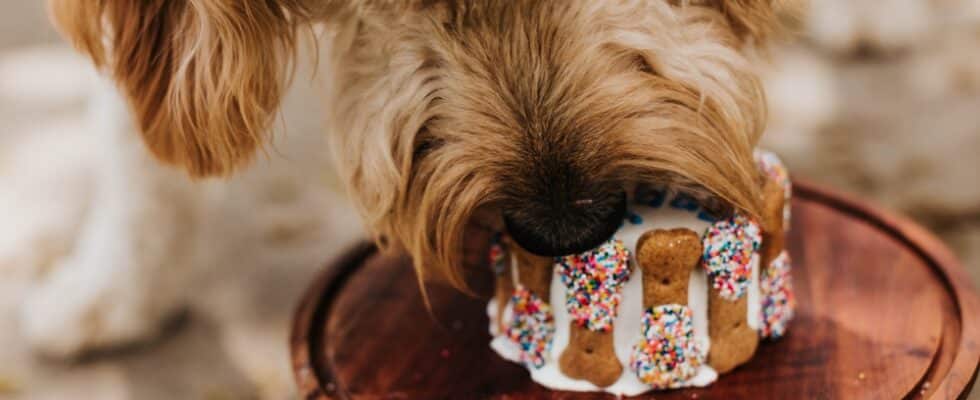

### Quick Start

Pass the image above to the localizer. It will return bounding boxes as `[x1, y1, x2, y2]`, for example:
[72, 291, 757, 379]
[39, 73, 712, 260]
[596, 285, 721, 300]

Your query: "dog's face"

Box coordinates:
[52, 0, 787, 289]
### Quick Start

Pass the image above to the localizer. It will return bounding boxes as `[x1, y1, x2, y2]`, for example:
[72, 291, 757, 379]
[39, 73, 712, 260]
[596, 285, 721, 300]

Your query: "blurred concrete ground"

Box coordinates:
[0, 1, 977, 399]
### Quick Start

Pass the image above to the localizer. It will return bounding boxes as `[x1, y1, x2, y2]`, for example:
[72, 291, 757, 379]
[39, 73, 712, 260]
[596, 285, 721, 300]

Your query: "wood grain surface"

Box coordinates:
[290, 180, 980, 399]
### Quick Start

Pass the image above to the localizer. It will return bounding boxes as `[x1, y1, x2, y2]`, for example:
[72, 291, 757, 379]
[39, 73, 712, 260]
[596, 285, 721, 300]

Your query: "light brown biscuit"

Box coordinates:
[635, 229, 702, 308]
[707, 290, 758, 373]
[552, 237, 625, 387]
[504, 238, 554, 299]
[499, 238, 553, 338]
[507, 241, 624, 387]
[505, 242, 624, 387]
[559, 327, 622, 387]
[705, 180, 782, 373]
[759, 179, 786, 272]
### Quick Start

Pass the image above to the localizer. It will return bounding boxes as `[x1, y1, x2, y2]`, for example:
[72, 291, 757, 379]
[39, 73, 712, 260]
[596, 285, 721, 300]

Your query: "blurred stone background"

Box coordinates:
[0, 3, 362, 400]
[0, 1, 977, 399]
[762, 0, 980, 289]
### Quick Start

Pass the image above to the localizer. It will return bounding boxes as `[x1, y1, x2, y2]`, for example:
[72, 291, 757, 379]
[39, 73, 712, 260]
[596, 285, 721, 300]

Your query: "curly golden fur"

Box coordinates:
[50, 0, 791, 291]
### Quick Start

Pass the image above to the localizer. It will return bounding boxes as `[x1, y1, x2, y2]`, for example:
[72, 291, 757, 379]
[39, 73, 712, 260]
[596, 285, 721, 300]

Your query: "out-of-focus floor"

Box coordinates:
[0, 2, 977, 399]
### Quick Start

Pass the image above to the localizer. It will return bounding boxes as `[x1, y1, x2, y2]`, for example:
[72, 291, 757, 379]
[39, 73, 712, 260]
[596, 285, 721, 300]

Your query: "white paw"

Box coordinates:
[19, 257, 183, 358]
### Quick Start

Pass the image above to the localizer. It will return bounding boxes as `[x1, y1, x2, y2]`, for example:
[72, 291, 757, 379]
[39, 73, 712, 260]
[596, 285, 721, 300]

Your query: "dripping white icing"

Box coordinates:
[747, 254, 761, 330]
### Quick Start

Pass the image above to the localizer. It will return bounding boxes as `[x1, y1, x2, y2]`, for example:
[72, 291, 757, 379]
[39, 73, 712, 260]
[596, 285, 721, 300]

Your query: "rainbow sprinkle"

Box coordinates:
[630, 305, 703, 388]
[755, 149, 793, 229]
[760, 250, 795, 338]
[488, 235, 508, 275]
[557, 239, 632, 332]
[506, 286, 555, 369]
[702, 213, 762, 301]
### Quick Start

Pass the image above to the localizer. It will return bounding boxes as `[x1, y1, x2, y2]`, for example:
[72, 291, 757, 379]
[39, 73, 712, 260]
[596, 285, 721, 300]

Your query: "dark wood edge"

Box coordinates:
[291, 242, 377, 400]
[290, 180, 980, 399]
[793, 181, 980, 400]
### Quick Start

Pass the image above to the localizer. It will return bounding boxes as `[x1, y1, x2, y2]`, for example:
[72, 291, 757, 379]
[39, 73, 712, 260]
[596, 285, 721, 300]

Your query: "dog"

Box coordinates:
[26, 0, 791, 357]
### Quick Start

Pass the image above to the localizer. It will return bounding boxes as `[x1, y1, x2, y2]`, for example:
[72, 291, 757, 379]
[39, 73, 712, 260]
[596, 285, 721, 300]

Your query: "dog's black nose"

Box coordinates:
[503, 189, 627, 257]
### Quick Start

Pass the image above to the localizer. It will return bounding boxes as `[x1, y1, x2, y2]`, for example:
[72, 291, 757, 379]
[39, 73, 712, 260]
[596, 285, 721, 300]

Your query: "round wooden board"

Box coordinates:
[291, 181, 980, 399]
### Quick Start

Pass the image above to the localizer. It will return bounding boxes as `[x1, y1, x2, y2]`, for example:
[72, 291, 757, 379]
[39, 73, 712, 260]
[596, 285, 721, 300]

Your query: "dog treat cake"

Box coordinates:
[486, 150, 795, 396]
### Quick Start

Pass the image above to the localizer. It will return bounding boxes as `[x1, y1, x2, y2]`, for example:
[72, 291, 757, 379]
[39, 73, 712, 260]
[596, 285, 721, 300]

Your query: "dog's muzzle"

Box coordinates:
[503, 189, 627, 257]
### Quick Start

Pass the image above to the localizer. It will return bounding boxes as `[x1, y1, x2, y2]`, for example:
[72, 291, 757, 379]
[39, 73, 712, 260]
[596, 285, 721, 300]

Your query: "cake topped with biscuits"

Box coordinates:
[486, 150, 795, 396]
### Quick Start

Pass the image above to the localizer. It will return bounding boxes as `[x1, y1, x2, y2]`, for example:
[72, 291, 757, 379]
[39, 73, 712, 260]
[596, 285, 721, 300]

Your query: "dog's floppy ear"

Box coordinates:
[48, 0, 322, 176]
[696, 0, 797, 45]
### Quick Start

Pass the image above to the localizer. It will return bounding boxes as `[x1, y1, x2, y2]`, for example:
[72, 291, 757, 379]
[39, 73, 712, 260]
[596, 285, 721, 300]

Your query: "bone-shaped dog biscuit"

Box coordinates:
[704, 180, 787, 373]
[708, 180, 785, 370]
[759, 176, 795, 338]
[557, 240, 630, 388]
[559, 326, 622, 387]
[630, 229, 704, 387]
[705, 213, 763, 373]
[504, 237, 553, 298]
[759, 179, 786, 272]
[707, 288, 758, 373]
[635, 229, 702, 307]
[502, 238, 557, 368]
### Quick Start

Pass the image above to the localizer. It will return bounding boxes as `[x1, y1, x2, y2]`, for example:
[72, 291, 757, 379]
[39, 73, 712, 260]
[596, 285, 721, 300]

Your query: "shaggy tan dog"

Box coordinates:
[51, 0, 789, 293]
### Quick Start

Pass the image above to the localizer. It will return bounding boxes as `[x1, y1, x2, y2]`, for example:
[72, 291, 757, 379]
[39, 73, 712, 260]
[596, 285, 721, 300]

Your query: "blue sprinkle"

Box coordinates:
[670, 193, 700, 211]
[636, 186, 667, 208]
[697, 210, 718, 223]
[627, 211, 644, 225]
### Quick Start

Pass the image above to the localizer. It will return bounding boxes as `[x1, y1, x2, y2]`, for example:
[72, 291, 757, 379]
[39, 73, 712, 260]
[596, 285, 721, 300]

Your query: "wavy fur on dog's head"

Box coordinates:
[52, 0, 791, 291]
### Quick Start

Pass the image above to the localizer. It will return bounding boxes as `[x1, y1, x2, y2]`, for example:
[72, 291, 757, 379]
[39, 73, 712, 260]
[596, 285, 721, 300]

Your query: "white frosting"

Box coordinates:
[489, 190, 763, 395]
[489, 298, 522, 362]
[746, 254, 761, 330]
[486, 300, 501, 337]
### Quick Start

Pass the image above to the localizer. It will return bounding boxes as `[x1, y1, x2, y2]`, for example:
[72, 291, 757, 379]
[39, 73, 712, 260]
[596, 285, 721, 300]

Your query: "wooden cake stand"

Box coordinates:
[290, 181, 980, 399]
